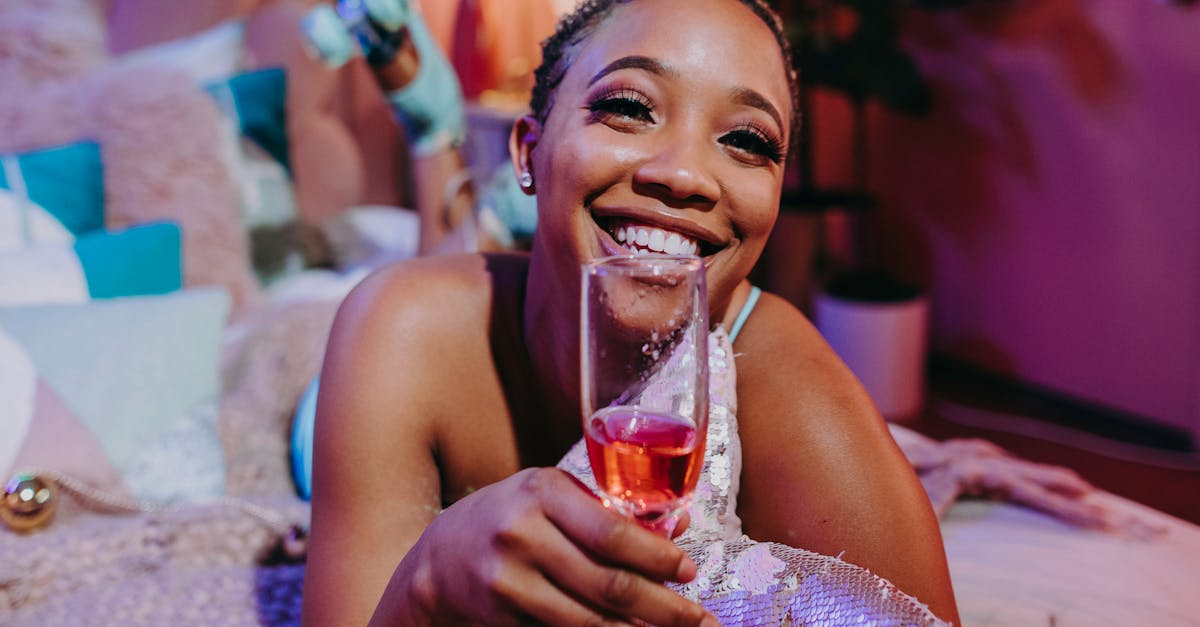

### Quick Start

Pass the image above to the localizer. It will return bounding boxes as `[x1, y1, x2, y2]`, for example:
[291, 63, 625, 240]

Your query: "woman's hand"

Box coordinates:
[370, 467, 717, 626]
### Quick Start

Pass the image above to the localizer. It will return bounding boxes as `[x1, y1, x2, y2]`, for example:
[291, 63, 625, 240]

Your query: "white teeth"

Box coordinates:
[648, 230, 665, 252]
[607, 222, 702, 256]
[664, 233, 681, 254]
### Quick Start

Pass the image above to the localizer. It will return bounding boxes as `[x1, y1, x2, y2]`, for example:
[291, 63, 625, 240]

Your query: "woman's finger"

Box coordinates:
[500, 502, 709, 626]
[671, 511, 691, 539]
[482, 555, 635, 627]
[533, 470, 697, 583]
[535, 536, 714, 627]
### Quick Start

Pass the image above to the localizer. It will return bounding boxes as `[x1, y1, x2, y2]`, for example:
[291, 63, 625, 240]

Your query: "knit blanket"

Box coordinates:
[0, 297, 338, 626]
[0, 496, 309, 626]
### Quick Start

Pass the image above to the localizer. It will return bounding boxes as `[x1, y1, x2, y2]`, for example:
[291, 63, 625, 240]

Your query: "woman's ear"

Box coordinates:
[509, 115, 541, 195]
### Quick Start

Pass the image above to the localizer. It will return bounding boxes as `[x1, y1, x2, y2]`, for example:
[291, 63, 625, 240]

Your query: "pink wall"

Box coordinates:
[863, 0, 1200, 436]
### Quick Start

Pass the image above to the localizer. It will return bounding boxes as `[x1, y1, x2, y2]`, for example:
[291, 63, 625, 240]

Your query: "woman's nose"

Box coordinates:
[632, 133, 720, 204]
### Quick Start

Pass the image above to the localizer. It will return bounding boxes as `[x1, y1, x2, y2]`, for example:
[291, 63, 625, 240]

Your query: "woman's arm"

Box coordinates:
[732, 291, 960, 624]
[301, 263, 450, 626]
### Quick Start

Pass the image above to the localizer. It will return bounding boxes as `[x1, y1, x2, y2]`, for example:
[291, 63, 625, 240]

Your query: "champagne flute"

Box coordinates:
[580, 254, 709, 536]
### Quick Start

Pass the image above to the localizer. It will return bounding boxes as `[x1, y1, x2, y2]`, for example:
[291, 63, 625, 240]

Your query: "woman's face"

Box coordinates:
[519, 0, 793, 314]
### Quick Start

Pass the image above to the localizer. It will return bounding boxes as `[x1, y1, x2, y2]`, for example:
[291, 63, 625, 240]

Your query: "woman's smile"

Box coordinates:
[590, 205, 726, 258]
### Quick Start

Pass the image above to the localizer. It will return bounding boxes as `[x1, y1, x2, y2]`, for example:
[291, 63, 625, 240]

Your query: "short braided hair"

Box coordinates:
[530, 0, 800, 151]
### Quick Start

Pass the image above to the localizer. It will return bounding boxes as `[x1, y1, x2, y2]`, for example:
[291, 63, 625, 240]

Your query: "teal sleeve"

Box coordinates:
[385, 14, 465, 156]
[301, 5, 358, 68]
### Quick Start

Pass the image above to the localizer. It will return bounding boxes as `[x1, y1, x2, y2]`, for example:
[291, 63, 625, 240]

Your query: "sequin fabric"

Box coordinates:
[558, 327, 950, 626]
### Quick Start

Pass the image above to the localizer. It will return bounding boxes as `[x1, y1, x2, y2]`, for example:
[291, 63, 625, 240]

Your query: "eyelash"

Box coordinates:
[722, 124, 786, 164]
[586, 88, 656, 123]
[586, 89, 785, 165]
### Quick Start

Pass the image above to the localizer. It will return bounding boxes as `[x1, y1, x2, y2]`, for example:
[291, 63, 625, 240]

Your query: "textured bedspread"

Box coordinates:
[0, 296, 336, 626]
[0, 496, 309, 626]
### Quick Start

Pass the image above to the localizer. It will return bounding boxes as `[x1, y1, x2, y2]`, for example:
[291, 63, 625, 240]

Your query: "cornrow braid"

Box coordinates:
[529, 0, 801, 152]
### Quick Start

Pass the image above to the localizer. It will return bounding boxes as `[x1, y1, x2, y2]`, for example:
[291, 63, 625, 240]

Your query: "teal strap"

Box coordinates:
[291, 374, 320, 501]
[728, 286, 761, 343]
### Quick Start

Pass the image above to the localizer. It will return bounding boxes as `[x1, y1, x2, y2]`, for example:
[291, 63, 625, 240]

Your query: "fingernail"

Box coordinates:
[675, 555, 697, 581]
[700, 614, 720, 627]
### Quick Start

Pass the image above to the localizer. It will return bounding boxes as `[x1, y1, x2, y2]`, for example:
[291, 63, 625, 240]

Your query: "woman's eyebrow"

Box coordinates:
[588, 55, 678, 86]
[585, 55, 784, 132]
[729, 86, 784, 134]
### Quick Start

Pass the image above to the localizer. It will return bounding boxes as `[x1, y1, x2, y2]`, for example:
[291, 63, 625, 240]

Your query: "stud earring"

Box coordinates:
[519, 171, 534, 190]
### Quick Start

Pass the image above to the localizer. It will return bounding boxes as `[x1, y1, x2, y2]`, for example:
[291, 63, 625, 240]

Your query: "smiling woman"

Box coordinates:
[301, 1, 959, 625]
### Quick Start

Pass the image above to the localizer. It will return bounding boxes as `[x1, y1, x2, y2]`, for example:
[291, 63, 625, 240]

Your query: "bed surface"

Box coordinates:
[943, 492, 1200, 626]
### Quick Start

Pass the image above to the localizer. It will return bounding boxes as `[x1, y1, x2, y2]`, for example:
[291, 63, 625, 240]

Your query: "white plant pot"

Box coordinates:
[813, 289, 931, 422]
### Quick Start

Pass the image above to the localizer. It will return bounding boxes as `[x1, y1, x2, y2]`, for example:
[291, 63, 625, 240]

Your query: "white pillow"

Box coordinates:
[111, 19, 247, 85]
[0, 190, 75, 251]
[0, 245, 89, 305]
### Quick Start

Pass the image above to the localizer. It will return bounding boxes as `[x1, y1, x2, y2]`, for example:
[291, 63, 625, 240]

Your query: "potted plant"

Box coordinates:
[773, 0, 970, 420]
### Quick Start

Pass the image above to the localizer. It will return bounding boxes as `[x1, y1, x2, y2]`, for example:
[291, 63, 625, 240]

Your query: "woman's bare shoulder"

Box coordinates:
[322, 253, 529, 418]
[732, 291, 855, 390]
[731, 289, 888, 456]
[346, 253, 510, 309]
[333, 253, 527, 340]
[316, 251, 532, 491]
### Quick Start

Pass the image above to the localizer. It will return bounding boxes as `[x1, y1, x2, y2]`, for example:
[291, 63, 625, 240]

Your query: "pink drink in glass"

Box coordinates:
[585, 405, 704, 522]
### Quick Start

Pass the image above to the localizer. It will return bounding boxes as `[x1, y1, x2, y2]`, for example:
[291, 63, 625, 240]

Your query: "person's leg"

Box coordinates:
[411, 148, 474, 255]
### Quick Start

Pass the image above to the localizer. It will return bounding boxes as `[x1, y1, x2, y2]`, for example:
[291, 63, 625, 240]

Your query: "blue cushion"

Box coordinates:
[75, 222, 183, 299]
[0, 142, 104, 236]
[205, 67, 290, 172]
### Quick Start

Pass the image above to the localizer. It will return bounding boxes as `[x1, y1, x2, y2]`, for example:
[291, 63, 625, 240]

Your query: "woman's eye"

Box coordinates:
[722, 127, 785, 165]
[587, 91, 655, 124]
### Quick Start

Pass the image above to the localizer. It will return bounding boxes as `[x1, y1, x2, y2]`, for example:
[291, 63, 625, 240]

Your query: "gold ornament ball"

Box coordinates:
[2, 473, 58, 533]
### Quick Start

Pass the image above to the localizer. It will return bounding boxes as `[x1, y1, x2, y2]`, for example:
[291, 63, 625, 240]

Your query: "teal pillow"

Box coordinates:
[0, 222, 182, 305]
[0, 288, 231, 502]
[205, 67, 290, 172]
[0, 142, 105, 236]
[74, 222, 182, 299]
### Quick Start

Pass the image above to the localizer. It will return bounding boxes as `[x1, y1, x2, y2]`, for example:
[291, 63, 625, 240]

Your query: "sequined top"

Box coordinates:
[558, 327, 950, 626]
